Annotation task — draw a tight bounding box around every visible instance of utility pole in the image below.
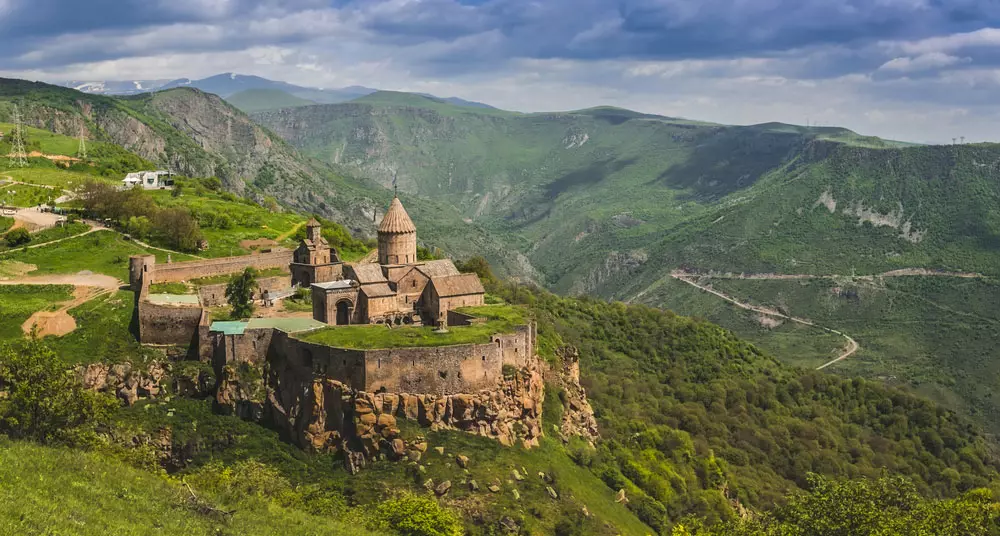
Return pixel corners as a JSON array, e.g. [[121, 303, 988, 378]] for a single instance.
[[7, 104, 27, 168], [952, 138, 957, 145], [77, 126, 87, 160], [960, 136, 966, 144]]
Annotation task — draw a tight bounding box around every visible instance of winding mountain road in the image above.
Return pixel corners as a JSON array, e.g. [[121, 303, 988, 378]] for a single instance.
[[669, 272, 860, 370]]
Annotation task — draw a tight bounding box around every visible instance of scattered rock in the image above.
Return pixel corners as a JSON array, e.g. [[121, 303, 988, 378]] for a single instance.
[[407, 449, 422, 462], [469, 479, 480, 491], [511, 489, 520, 501], [456, 454, 470, 468], [512, 469, 524, 481], [488, 485, 501, 493], [546, 486, 558, 499], [434, 446, 445, 456], [413, 441, 428, 453], [391, 439, 406, 457], [582, 506, 590, 517], [423, 478, 435, 491], [499, 516, 519, 533], [435, 480, 452, 496], [615, 488, 628, 504]]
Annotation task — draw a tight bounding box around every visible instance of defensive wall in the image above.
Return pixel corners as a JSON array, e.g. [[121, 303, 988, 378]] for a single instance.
[[138, 300, 206, 346], [198, 276, 289, 307], [129, 251, 293, 290], [211, 323, 535, 396]]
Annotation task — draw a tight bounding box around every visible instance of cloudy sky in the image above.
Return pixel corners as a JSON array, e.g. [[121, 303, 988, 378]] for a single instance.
[[2, 0, 1000, 143]]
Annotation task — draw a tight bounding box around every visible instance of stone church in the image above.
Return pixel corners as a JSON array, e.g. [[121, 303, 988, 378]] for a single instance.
[[302, 196, 485, 326]]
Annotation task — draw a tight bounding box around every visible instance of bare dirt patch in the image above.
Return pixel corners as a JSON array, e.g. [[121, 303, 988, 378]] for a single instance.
[[239, 238, 279, 250], [0, 272, 120, 289], [23, 309, 76, 337]]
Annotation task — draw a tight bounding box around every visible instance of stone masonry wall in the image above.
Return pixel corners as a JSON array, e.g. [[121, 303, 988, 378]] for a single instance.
[[138, 301, 204, 346], [198, 276, 289, 307], [153, 251, 293, 283], [364, 342, 502, 395]]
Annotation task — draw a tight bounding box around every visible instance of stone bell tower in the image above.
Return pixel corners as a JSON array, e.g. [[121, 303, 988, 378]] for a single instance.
[[377, 195, 417, 265]]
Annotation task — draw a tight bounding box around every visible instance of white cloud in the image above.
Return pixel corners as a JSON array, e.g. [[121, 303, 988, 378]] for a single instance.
[[878, 52, 969, 72]]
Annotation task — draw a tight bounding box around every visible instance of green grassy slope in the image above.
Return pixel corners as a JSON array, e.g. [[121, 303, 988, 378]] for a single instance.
[[226, 88, 317, 113], [0, 439, 373, 536]]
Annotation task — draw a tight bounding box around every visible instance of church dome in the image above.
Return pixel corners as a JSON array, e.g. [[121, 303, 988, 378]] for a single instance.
[[379, 196, 416, 234]]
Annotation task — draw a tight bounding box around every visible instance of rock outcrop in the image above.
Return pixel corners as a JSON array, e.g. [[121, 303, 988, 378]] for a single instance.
[[555, 347, 600, 444], [214, 349, 546, 469]]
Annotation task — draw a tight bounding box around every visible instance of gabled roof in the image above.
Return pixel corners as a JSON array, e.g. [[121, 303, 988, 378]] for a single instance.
[[429, 273, 485, 298], [378, 196, 416, 234], [360, 283, 396, 298], [416, 259, 460, 279], [312, 279, 356, 291], [348, 263, 388, 284]]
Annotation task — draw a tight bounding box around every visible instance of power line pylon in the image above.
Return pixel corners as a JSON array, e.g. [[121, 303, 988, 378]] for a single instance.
[[7, 104, 27, 168], [77, 126, 87, 160]]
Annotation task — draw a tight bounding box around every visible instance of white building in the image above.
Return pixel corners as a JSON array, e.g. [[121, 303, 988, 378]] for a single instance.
[[123, 170, 173, 190]]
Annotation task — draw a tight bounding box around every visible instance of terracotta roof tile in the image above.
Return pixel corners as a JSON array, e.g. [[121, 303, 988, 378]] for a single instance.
[[378, 196, 416, 234], [416, 259, 460, 279], [429, 273, 485, 297]]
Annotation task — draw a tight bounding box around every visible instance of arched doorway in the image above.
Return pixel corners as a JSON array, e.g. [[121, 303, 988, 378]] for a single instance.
[[335, 300, 352, 325]]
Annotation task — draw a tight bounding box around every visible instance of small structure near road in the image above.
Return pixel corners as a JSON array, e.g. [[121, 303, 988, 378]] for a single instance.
[[123, 170, 173, 190]]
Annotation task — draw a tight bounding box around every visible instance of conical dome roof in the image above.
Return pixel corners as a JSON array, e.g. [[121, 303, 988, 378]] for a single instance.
[[378, 196, 416, 234]]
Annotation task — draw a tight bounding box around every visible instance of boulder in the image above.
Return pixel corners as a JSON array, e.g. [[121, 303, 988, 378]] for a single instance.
[[511, 469, 524, 481], [377, 413, 396, 428], [391, 439, 406, 457], [488, 484, 501, 493], [434, 480, 452, 496], [546, 486, 558, 499], [469, 479, 479, 491], [406, 449, 422, 463], [434, 446, 445, 456], [423, 478, 435, 491], [456, 454, 470, 468]]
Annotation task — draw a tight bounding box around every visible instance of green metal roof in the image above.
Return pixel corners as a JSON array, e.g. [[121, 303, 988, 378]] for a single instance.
[[209, 321, 247, 335]]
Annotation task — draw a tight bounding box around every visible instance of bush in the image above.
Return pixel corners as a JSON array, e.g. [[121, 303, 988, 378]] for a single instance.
[[0, 340, 117, 445], [5, 227, 30, 247], [373, 494, 463, 536]]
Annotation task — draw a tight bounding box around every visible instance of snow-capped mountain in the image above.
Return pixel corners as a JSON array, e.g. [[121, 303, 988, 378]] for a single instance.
[[63, 79, 172, 95]]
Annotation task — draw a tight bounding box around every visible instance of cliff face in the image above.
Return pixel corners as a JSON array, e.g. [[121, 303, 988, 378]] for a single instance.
[[214, 348, 548, 469]]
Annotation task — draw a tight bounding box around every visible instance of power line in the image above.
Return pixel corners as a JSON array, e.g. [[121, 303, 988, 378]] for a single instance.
[[7, 104, 27, 168]]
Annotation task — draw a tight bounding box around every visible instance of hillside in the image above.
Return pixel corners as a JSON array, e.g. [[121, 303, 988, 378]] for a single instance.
[[248, 95, 1000, 433], [226, 89, 317, 113]]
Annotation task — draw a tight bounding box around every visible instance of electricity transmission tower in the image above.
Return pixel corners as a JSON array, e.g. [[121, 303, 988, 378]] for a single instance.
[[7, 104, 27, 168], [77, 126, 87, 160], [960, 136, 966, 144]]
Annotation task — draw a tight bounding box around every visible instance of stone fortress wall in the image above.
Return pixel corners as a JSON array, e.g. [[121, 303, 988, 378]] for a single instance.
[[211, 322, 535, 396], [151, 251, 293, 283]]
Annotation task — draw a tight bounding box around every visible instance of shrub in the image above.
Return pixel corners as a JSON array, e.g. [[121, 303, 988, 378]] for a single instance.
[[0, 340, 116, 445], [373, 494, 463, 536], [5, 227, 30, 247]]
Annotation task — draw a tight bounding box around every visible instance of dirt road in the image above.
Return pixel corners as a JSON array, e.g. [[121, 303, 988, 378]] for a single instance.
[[0, 272, 121, 289], [670, 273, 860, 370]]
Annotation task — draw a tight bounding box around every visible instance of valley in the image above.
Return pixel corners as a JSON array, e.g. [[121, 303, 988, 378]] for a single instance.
[[0, 77, 999, 534]]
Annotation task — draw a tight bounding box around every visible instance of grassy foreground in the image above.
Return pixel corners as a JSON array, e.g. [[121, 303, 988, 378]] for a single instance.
[[0, 439, 373, 536]]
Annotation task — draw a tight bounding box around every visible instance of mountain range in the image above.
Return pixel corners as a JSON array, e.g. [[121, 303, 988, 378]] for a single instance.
[[4, 76, 1000, 436], [60, 72, 494, 110]]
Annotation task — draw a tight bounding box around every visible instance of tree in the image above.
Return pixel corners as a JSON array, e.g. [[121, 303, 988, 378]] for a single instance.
[[456, 256, 498, 287], [5, 227, 30, 247], [0, 340, 116, 445], [154, 207, 203, 252], [226, 267, 258, 319]]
